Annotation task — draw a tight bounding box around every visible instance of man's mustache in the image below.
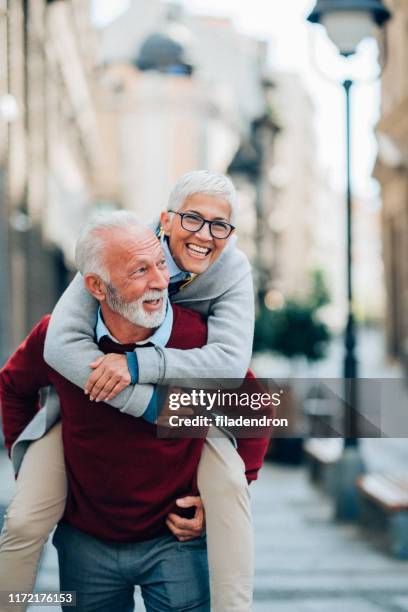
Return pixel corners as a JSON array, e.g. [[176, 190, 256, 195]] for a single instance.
[[140, 289, 168, 302]]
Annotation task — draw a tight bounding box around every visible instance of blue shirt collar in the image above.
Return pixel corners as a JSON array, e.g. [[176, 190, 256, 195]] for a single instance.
[[96, 299, 173, 347]]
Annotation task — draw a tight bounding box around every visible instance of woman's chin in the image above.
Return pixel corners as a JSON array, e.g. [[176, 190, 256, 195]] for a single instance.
[[182, 257, 210, 274]]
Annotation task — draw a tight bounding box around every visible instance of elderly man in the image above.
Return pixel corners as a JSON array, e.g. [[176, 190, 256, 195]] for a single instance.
[[0, 215, 211, 611]]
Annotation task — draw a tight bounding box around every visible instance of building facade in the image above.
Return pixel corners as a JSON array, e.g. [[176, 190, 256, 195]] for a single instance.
[[265, 73, 319, 301], [93, 0, 280, 304], [0, 0, 328, 360], [374, 0, 408, 367], [95, 1, 265, 223], [0, 0, 103, 361]]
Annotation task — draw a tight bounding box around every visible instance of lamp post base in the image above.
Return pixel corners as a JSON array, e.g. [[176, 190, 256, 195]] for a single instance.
[[333, 445, 365, 520]]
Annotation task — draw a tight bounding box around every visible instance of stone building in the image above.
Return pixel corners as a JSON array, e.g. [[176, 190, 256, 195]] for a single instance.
[[0, 0, 103, 361], [229, 72, 326, 309], [264, 73, 320, 301], [374, 0, 408, 367], [94, 1, 265, 223]]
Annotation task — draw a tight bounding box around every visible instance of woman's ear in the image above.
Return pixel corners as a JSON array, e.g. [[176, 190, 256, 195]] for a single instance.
[[160, 210, 172, 236], [84, 274, 107, 302]]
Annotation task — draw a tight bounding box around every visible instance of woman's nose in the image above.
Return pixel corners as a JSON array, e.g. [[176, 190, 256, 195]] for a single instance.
[[195, 221, 212, 241]]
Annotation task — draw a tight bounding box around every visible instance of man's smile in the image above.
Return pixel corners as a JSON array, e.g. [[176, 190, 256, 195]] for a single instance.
[[143, 296, 164, 311]]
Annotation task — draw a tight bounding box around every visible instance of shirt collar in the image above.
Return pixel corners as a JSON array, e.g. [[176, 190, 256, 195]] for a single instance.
[[96, 299, 173, 347]]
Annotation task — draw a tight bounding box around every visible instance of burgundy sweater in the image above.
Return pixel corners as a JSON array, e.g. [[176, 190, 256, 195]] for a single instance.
[[0, 305, 268, 543]]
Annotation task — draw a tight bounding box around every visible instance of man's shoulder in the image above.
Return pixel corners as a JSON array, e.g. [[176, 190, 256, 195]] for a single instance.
[[168, 304, 207, 349], [0, 315, 51, 385], [36, 314, 51, 333], [39, 314, 51, 327], [24, 315, 51, 346]]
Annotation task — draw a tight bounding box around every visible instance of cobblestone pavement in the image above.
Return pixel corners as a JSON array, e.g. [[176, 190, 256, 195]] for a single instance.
[[2, 454, 408, 611], [252, 463, 408, 612]]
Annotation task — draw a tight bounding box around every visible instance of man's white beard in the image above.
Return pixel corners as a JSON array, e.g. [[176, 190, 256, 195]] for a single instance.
[[105, 285, 168, 328]]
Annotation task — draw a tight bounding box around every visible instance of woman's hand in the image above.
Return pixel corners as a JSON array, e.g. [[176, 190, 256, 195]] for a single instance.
[[85, 354, 131, 402]]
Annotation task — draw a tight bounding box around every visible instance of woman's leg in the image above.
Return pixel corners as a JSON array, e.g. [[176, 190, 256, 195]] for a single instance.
[[197, 427, 253, 612], [0, 422, 67, 612]]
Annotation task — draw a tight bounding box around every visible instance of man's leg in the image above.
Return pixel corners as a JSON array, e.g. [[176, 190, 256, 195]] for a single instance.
[[0, 423, 67, 612], [197, 427, 254, 612], [138, 534, 210, 612], [53, 522, 134, 612]]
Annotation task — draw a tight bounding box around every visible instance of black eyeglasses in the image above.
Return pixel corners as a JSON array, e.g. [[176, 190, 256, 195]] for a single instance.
[[168, 210, 235, 239]]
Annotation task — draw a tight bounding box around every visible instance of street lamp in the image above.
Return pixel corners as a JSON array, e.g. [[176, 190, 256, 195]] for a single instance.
[[308, 0, 390, 56], [307, 0, 391, 518]]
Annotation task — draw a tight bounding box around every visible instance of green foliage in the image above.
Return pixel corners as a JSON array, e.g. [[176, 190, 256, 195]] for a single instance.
[[254, 270, 332, 362], [309, 269, 330, 310]]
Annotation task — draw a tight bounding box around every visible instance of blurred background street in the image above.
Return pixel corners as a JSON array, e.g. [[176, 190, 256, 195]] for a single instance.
[[1, 0, 408, 609]]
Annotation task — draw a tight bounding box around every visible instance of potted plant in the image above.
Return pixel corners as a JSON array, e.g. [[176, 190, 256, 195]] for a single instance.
[[254, 271, 332, 463]]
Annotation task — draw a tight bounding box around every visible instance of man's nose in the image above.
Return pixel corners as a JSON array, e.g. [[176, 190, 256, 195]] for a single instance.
[[149, 266, 169, 290]]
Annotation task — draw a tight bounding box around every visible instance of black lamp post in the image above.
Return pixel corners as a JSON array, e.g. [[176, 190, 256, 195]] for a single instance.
[[307, 0, 391, 518]]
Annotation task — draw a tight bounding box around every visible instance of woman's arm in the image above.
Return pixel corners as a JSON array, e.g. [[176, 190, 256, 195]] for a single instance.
[[43, 273, 154, 418], [135, 270, 255, 387]]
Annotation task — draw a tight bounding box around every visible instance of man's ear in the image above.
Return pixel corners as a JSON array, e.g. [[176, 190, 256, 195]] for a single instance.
[[160, 210, 172, 236], [84, 274, 106, 302]]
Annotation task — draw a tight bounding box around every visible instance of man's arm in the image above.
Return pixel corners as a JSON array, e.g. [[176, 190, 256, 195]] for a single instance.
[[43, 273, 155, 418], [0, 317, 52, 453], [136, 270, 254, 387]]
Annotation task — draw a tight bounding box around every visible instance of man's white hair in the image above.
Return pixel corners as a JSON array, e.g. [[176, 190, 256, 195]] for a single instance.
[[167, 170, 238, 224], [75, 210, 142, 282]]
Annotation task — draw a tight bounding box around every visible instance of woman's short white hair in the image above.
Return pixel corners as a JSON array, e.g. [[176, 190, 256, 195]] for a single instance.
[[75, 210, 141, 282], [167, 170, 238, 224]]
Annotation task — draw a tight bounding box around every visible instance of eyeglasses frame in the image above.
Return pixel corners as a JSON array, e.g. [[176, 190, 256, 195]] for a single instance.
[[168, 210, 235, 240]]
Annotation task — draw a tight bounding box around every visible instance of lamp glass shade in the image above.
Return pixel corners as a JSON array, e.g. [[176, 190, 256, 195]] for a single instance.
[[321, 10, 375, 55]]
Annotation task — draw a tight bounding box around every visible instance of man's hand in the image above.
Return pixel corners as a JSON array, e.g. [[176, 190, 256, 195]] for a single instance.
[[166, 496, 205, 542], [85, 354, 131, 402]]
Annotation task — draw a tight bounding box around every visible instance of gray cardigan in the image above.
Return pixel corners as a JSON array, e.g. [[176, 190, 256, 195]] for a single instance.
[[43, 238, 255, 419]]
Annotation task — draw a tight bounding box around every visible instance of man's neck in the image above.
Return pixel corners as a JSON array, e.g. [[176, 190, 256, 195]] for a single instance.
[[100, 305, 154, 344]]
